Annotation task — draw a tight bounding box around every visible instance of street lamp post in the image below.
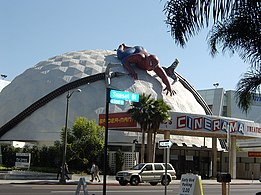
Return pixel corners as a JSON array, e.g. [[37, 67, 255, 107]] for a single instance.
[[59, 89, 81, 184]]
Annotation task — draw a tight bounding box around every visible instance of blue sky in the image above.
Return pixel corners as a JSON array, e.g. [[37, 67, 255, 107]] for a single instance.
[[0, 0, 249, 90]]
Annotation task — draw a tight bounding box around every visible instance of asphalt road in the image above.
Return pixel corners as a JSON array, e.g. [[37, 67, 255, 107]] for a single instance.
[[0, 183, 261, 195]]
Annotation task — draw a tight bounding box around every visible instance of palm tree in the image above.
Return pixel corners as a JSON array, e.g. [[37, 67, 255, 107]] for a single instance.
[[128, 94, 155, 163], [163, 0, 260, 111], [128, 94, 171, 162], [235, 68, 261, 112], [150, 99, 171, 162]]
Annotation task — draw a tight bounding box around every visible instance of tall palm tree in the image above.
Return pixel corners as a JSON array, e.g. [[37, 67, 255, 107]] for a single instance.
[[128, 94, 155, 163], [164, 0, 260, 111], [150, 99, 171, 162], [128, 94, 171, 163]]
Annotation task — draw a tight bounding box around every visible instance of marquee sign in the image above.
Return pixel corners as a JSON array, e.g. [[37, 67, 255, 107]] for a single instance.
[[98, 111, 261, 139], [161, 112, 261, 138]]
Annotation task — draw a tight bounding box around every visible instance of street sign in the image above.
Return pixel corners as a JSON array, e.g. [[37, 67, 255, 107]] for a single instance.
[[110, 90, 139, 102], [110, 98, 125, 105], [159, 140, 173, 149], [15, 153, 31, 169]]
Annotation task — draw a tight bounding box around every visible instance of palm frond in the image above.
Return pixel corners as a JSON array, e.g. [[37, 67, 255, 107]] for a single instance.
[[208, 2, 261, 65], [164, 0, 260, 51], [235, 68, 261, 112], [163, 0, 238, 46]]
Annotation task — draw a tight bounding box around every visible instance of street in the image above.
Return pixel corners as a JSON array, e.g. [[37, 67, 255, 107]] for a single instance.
[[0, 183, 261, 195]]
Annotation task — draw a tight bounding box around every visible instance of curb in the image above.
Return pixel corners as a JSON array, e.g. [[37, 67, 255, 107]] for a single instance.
[[3, 180, 260, 186]]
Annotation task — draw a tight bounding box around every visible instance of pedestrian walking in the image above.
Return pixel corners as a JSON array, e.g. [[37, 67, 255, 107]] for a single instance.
[[90, 162, 100, 182], [94, 164, 101, 182], [64, 163, 70, 180], [56, 165, 62, 180], [90, 163, 95, 182], [57, 163, 70, 180]]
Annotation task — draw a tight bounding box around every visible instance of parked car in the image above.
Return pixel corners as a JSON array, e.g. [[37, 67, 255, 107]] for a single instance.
[[115, 163, 176, 186]]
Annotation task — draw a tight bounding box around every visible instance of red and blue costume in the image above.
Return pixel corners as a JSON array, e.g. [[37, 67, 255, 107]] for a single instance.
[[117, 44, 174, 96]]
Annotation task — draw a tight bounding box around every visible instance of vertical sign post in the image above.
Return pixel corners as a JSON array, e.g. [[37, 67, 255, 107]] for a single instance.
[[165, 148, 168, 195], [103, 87, 110, 195], [103, 87, 139, 194], [159, 140, 173, 195]]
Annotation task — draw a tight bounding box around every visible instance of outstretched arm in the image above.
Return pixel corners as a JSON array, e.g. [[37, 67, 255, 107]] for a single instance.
[[154, 66, 175, 96]]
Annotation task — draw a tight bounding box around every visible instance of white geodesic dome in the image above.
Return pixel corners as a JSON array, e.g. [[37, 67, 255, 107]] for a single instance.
[[0, 49, 210, 146]]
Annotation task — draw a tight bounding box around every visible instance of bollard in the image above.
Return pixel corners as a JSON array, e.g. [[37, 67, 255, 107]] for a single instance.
[[217, 173, 231, 195], [221, 182, 226, 195]]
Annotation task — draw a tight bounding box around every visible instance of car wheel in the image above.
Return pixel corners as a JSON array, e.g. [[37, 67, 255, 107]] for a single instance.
[[149, 182, 158, 186], [119, 181, 128, 186], [161, 176, 170, 186], [130, 176, 139, 186]]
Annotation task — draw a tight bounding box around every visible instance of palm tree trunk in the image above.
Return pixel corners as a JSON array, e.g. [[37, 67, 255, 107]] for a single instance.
[[152, 131, 157, 163], [146, 130, 153, 162], [141, 128, 145, 163]]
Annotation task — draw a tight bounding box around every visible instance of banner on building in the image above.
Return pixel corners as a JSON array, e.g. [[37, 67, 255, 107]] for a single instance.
[[99, 112, 137, 128]]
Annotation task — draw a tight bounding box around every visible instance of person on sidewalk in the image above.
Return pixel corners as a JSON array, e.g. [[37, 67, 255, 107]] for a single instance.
[[94, 164, 101, 182], [90, 163, 95, 182], [90, 162, 101, 182], [64, 163, 70, 180], [56, 165, 62, 180], [57, 163, 70, 180]]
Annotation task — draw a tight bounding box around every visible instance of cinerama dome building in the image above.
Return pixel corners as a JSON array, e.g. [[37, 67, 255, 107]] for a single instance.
[[0, 49, 213, 146]]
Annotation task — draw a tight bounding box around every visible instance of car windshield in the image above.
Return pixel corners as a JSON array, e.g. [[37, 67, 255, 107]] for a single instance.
[[132, 163, 145, 170]]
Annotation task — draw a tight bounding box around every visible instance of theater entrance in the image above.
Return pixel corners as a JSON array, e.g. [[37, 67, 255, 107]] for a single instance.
[[156, 145, 212, 179]]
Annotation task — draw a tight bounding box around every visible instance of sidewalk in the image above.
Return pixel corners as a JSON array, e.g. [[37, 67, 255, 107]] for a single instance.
[[0, 173, 260, 185], [0, 175, 261, 185], [0, 174, 117, 185]]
